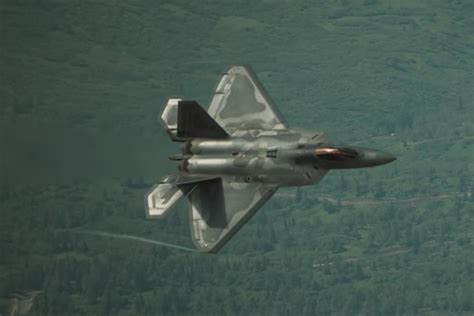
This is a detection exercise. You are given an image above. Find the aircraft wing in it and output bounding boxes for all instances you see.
[207,65,288,132]
[186,177,278,253]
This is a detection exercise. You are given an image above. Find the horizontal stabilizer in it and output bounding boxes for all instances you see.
[160,98,182,142]
[145,174,220,219]
[177,101,229,139]
[145,174,196,219]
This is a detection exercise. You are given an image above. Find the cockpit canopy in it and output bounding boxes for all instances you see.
[314,147,358,161]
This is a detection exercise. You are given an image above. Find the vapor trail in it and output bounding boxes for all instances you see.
[65,229,197,252]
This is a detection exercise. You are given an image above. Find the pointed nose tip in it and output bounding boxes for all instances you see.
[375,152,396,165]
[359,149,396,167]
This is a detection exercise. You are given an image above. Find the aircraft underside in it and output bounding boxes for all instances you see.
[145,65,395,253]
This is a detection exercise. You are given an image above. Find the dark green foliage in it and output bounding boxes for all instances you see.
[1,0,474,315]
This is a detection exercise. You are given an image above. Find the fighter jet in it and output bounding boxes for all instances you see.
[145,65,396,253]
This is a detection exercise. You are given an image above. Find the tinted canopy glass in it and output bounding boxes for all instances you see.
[314,147,358,161]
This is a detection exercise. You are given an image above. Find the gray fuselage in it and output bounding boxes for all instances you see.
[178,129,328,187]
[175,128,396,188]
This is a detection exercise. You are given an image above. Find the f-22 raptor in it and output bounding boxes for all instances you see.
[146,65,395,253]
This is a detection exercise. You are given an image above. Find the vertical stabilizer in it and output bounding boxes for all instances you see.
[160,99,229,141]
[177,101,229,139]
[145,174,184,218]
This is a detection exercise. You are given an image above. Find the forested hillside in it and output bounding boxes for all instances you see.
[1,0,473,315]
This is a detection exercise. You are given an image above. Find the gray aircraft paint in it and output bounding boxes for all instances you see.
[147,65,395,253]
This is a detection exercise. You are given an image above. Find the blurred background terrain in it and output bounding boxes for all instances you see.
[1,0,473,314]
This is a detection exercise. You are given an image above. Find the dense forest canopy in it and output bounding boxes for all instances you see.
[1,0,473,315]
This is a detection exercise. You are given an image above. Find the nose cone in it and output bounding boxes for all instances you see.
[361,149,396,166]
[312,145,395,169]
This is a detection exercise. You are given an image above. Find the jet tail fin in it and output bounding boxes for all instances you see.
[160,99,228,142]
[177,100,229,139]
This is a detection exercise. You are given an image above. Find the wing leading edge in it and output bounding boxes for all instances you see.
[207,65,288,132]
[187,177,278,253]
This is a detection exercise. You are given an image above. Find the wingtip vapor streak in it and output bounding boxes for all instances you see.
[145,65,396,253]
